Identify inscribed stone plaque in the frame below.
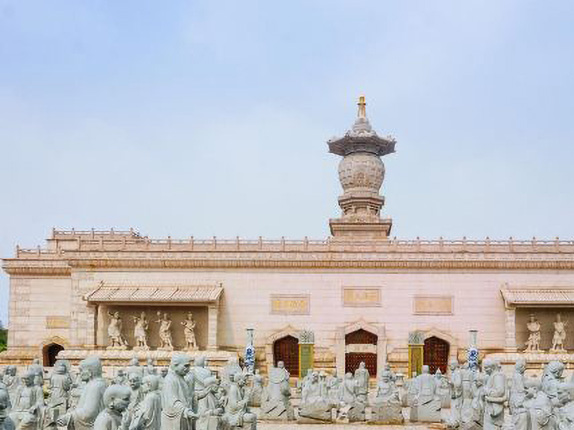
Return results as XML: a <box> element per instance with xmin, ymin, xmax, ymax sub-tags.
<box><xmin>342</xmin><ymin>287</ymin><xmax>381</xmax><ymax>307</ymax></box>
<box><xmin>46</xmin><ymin>316</ymin><xmax>70</xmax><ymax>329</ymax></box>
<box><xmin>299</xmin><ymin>343</ymin><xmax>314</xmax><ymax>377</ymax></box>
<box><xmin>270</xmin><ymin>294</ymin><xmax>310</xmax><ymax>315</ymax></box>
<box><xmin>413</xmin><ymin>295</ymin><xmax>453</xmax><ymax>315</ymax></box>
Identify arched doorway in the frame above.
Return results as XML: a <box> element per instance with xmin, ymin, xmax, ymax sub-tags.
<box><xmin>345</xmin><ymin>329</ymin><xmax>377</xmax><ymax>376</ymax></box>
<box><xmin>43</xmin><ymin>343</ymin><xmax>64</xmax><ymax>367</ymax></box>
<box><xmin>273</xmin><ymin>335</ymin><xmax>299</xmax><ymax>377</ymax></box>
<box><xmin>423</xmin><ymin>336</ymin><xmax>449</xmax><ymax>374</ymax></box>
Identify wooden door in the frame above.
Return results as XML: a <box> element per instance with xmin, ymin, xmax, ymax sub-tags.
<box><xmin>273</xmin><ymin>335</ymin><xmax>299</xmax><ymax>377</ymax></box>
<box><xmin>345</xmin><ymin>329</ymin><xmax>377</xmax><ymax>376</ymax></box>
<box><xmin>423</xmin><ymin>336</ymin><xmax>449</xmax><ymax>374</ymax></box>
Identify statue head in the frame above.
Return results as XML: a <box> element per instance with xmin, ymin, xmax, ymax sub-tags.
<box><xmin>54</xmin><ymin>360</ymin><xmax>67</xmax><ymax>375</ymax></box>
<box><xmin>381</xmin><ymin>370</ymin><xmax>391</xmax><ymax>382</ymax></box>
<box><xmin>22</xmin><ymin>370</ymin><xmax>35</xmax><ymax>387</ymax></box>
<box><xmin>449</xmin><ymin>359</ymin><xmax>459</xmax><ymax>371</ymax></box>
<box><xmin>547</xmin><ymin>360</ymin><xmax>565</xmax><ymax>378</ymax></box>
<box><xmin>306</xmin><ymin>369</ymin><xmax>313</xmax><ymax>377</ymax></box>
<box><xmin>32</xmin><ymin>358</ymin><xmax>40</xmax><ymax>365</ymax></box>
<box><xmin>312</xmin><ymin>371</ymin><xmax>320</xmax><ymax>383</ymax></box>
<box><xmin>557</xmin><ymin>383</ymin><xmax>574</xmax><ymax>406</ymax></box>
<box><xmin>483</xmin><ymin>359</ymin><xmax>495</xmax><ymax>375</ymax></box>
<box><xmin>130</xmin><ymin>357</ymin><xmax>139</xmax><ymax>366</ymax></box>
<box><xmin>80</xmin><ymin>356</ymin><xmax>102</xmax><ymax>379</ymax></box>
<box><xmin>359</xmin><ymin>361</ymin><xmax>365</xmax><ymax>369</ymax></box>
<box><xmin>195</xmin><ymin>355</ymin><xmax>206</xmax><ymax>368</ymax></box>
<box><xmin>345</xmin><ymin>372</ymin><xmax>353</xmax><ymax>380</ymax></box>
<box><xmin>160</xmin><ymin>368</ymin><xmax>168</xmax><ymax>378</ymax></box>
<box><xmin>187</xmin><ymin>312</ymin><xmax>193</xmax><ymax>319</ymax></box>
<box><xmin>114</xmin><ymin>311</ymin><xmax>120</xmax><ymax>318</ymax></box>
<box><xmin>421</xmin><ymin>365</ymin><xmax>430</xmax><ymax>375</ymax></box>
<box><xmin>516</xmin><ymin>359</ymin><xmax>526</xmax><ymax>373</ymax></box>
<box><xmin>435</xmin><ymin>369</ymin><xmax>442</xmax><ymax>378</ymax></box>
<box><xmin>147</xmin><ymin>358</ymin><xmax>154</xmax><ymax>366</ymax></box>
<box><xmin>530</xmin><ymin>314</ymin><xmax>536</xmax><ymax>322</ymax></box>
<box><xmin>141</xmin><ymin>311</ymin><xmax>146</xmax><ymax>318</ymax></box>
<box><xmin>171</xmin><ymin>353</ymin><xmax>191</xmax><ymax>377</ymax></box>
<box><xmin>104</xmin><ymin>385</ymin><xmax>131</xmax><ymax>413</ymax></box>
<box><xmin>0</xmin><ymin>389</ymin><xmax>9</xmax><ymax>412</ymax></box>
<box><xmin>277</xmin><ymin>361</ymin><xmax>285</xmax><ymax>369</ymax></box>
<box><xmin>232</xmin><ymin>373</ymin><xmax>246</xmax><ymax>387</ymax></box>
<box><xmin>142</xmin><ymin>375</ymin><xmax>160</xmax><ymax>394</ymax></box>
<box><xmin>128</xmin><ymin>372</ymin><xmax>142</xmax><ymax>390</ymax></box>
<box><xmin>117</xmin><ymin>369</ymin><xmax>125</xmax><ymax>378</ymax></box>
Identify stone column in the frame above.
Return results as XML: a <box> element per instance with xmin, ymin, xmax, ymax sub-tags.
<box><xmin>85</xmin><ymin>305</ymin><xmax>97</xmax><ymax>349</ymax></box>
<box><xmin>207</xmin><ymin>304</ymin><xmax>219</xmax><ymax>351</ymax></box>
<box><xmin>96</xmin><ymin>304</ymin><xmax>107</xmax><ymax>348</ymax></box>
<box><xmin>504</xmin><ymin>307</ymin><xmax>517</xmax><ymax>351</ymax></box>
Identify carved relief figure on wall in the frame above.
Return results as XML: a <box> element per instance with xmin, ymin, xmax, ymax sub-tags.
<box><xmin>156</xmin><ymin>312</ymin><xmax>174</xmax><ymax>351</ymax></box>
<box><xmin>107</xmin><ymin>311</ymin><xmax>128</xmax><ymax>349</ymax></box>
<box><xmin>524</xmin><ymin>314</ymin><xmax>542</xmax><ymax>352</ymax></box>
<box><xmin>133</xmin><ymin>312</ymin><xmax>150</xmax><ymax>351</ymax></box>
<box><xmin>180</xmin><ymin>312</ymin><xmax>197</xmax><ymax>351</ymax></box>
<box><xmin>551</xmin><ymin>313</ymin><xmax>568</xmax><ymax>352</ymax></box>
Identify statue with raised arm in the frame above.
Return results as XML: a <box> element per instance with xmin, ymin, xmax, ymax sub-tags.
<box><xmin>58</xmin><ymin>356</ymin><xmax>107</xmax><ymax>430</ymax></box>
<box><xmin>155</xmin><ymin>313</ymin><xmax>174</xmax><ymax>351</ymax></box>
<box><xmin>161</xmin><ymin>354</ymin><xmax>197</xmax><ymax>430</ymax></box>
<box><xmin>551</xmin><ymin>314</ymin><xmax>568</xmax><ymax>352</ymax></box>
<box><xmin>525</xmin><ymin>314</ymin><xmax>542</xmax><ymax>352</ymax></box>
<box><xmin>107</xmin><ymin>311</ymin><xmax>128</xmax><ymax>349</ymax></box>
<box><xmin>180</xmin><ymin>313</ymin><xmax>197</xmax><ymax>351</ymax></box>
<box><xmin>133</xmin><ymin>312</ymin><xmax>149</xmax><ymax>351</ymax></box>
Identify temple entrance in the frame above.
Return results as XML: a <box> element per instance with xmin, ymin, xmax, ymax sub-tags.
<box><xmin>273</xmin><ymin>335</ymin><xmax>299</xmax><ymax>377</ymax></box>
<box><xmin>43</xmin><ymin>343</ymin><xmax>64</xmax><ymax>367</ymax></box>
<box><xmin>345</xmin><ymin>328</ymin><xmax>377</xmax><ymax>376</ymax></box>
<box><xmin>423</xmin><ymin>336</ymin><xmax>449</xmax><ymax>373</ymax></box>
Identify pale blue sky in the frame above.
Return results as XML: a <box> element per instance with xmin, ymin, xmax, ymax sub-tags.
<box><xmin>1</xmin><ymin>0</ymin><xmax>573</xmax><ymax>323</ymax></box>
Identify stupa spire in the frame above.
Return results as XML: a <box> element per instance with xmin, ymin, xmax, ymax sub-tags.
<box><xmin>357</xmin><ymin>95</ymin><xmax>367</xmax><ymax>119</ymax></box>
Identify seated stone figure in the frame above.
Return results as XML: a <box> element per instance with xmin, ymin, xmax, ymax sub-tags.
<box><xmin>409</xmin><ymin>365</ymin><xmax>442</xmax><ymax>423</ymax></box>
<box><xmin>337</xmin><ymin>372</ymin><xmax>365</xmax><ymax>422</ymax></box>
<box><xmin>0</xmin><ymin>389</ymin><xmax>15</xmax><ymax>430</ymax></box>
<box><xmin>129</xmin><ymin>375</ymin><xmax>162</xmax><ymax>430</ymax></box>
<box><xmin>222</xmin><ymin>373</ymin><xmax>256</xmax><ymax>430</ymax></box>
<box><xmin>9</xmin><ymin>370</ymin><xmax>43</xmax><ymax>430</ymax></box>
<box><xmin>94</xmin><ymin>385</ymin><xmax>131</xmax><ymax>430</ymax></box>
<box><xmin>298</xmin><ymin>371</ymin><xmax>336</xmax><ymax>424</ymax></box>
<box><xmin>370</xmin><ymin>370</ymin><xmax>404</xmax><ymax>424</ymax></box>
<box><xmin>259</xmin><ymin>361</ymin><xmax>294</xmax><ymax>421</ymax></box>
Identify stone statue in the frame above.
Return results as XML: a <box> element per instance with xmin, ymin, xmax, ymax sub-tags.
<box><xmin>93</xmin><ymin>384</ymin><xmax>131</xmax><ymax>430</ymax></box>
<box><xmin>57</xmin><ymin>356</ymin><xmax>107</xmax><ymax>430</ymax></box>
<box><xmin>435</xmin><ymin>369</ymin><xmax>451</xmax><ymax>408</ymax></box>
<box><xmin>2</xmin><ymin>366</ymin><xmax>19</xmax><ymax>406</ymax></box>
<box><xmin>552</xmin><ymin>314</ymin><xmax>568</xmax><ymax>352</ymax></box>
<box><xmin>409</xmin><ymin>365</ymin><xmax>441</xmax><ymax>423</ymax></box>
<box><xmin>298</xmin><ymin>370</ymin><xmax>335</xmax><ymax>424</ymax></box>
<box><xmin>9</xmin><ymin>370</ymin><xmax>43</xmax><ymax>430</ymax></box>
<box><xmin>195</xmin><ymin>375</ymin><xmax>223</xmax><ymax>430</ymax></box>
<box><xmin>370</xmin><ymin>369</ymin><xmax>404</xmax><ymax>424</ymax></box>
<box><xmin>45</xmin><ymin>360</ymin><xmax>73</xmax><ymax>427</ymax></box>
<box><xmin>129</xmin><ymin>375</ymin><xmax>162</xmax><ymax>430</ymax></box>
<box><xmin>509</xmin><ymin>359</ymin><xmax>528</xmax><ymax>430</ymax></box>
<box><xmin>259</xmin><ymin>361</ymin><xmax>294</xmax><ymax>421</ymax></box>
<box><xmin>133</xmin><ymin>312</ymin><xmax>149</xmax><ymax>351</ymax></box>
<box><xmin>222</xmin><ymin>373</ymin><xmax>256</xmax><ymax>430</ymax></box>
<box><xmin>337</xmin><ymin>372</ymin><xmax>365</xmax><ymax>422</ymax></box>
<box><xmin>525</xmin><ymin>314</ymin><xmax>542</xmax><ymax>352</ymax></box>
<box><xmin>248</xmin><ymin>370</ymin><xmax>263</xmax><ymax>407</ymax></box>
<box><xmin>0</xmin><ymin>389</ymin><xmax>15</xmax><ymax>430</ymax></box>
<box><xmin>69</xmin><ymin>366</ymin><xmax>91</xmax><ymax>410</ymax></box>
<box><xmin>143</xmin><ymin>358</ymin><xmax>156</xmax><ymax>377</ymax></box>
<box><xmin>161</xmin><ymin>353</ymin><xmax>197</xmax><ymax>430</ymax></box>
<box><xmin>221</xmin><ymin>357</ymin><xmax>243</xmax><ymax>387</ymax></box>
<box><xmin>482</xmin><ymin>359</ymin><xmax>506</xmax><ymax>430</ymax></box>
<box><xmin>29</xmin><ymin>358</ymin><xmax>44</xmax><ymax>387</ymax></box>
<box><xmin>353</xmin><ymin>361</ymin><xmax>370</xmax><ymax>403</ymax></box>
<box><xmin>107</xmin><ymin>311</ymin><xmax>128</xmax><ymax>349</ymax></box>
<box><xmin>155</xmin><ymin>312</ymin><xmax>174</xmax><ymax>351</ymax></box>
<box><xmin>555</xmin><ymin>382</ymin><xmax>574</xmax><ymax>430</ymax></box>
<box><xmin>449</xmin><ymin>359</ymin><xmax>464</xmax><ymax>425</ymax></box>
<box><xmin>459</xmin><ymin>372</ymin><xmax>485</xmax><ymax>430</ymax></box>
<box><xmin>113</xmin><ymin>369</ymin><xmax>127</xmax><ymax>386</ymax></box>
<box><xmin>528</xmin><ymin>381</ymin><xmax>553</xmax><ymax>430</ymax></box>
<box><xmin>127</xmin><ymin>372</ymin><xmax>145</xmax><ymax>423</ymax></box>
<box><xmin>127</xmin><ymin>357</ymin><xmax>142</xmax><ymax>378</ymax></box>
<box><xmin>326</xmin><ymin>373</ymin><xmax>341</xmax><ymax>404</ymax></box>
<box><xmin>542</xmin><ymin>360</ymin><xmax>565</xmax><ymax>403</ymax></box>
<box><xmin>180</xmin><ymin>313</ymin><xmax>197</xmax><ymax>351</ymax></box>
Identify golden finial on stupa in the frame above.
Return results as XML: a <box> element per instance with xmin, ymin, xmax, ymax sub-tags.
<box><xmin>357</xmin><ymin>95</ymin><xmax>366</xmax><ymax>118</ymax></box>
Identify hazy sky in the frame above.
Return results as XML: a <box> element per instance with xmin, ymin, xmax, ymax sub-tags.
<box><xmin>1</xmin><ymin>0</ymin><xmax>573</xmax><ymax>323</ymax></box>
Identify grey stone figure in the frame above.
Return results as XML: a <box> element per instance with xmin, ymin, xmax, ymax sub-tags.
<box><xmin>555</xmin><ymin>382</ymin><xmax>574</xmax><ymax>430</ymax></box>
<box><xmin>45</xmin><ymin>360</ymin><xmax>73</xmax><ymax>427</ymax></box>
<box><xmin>450</xmin><ymin>359</ymin><xmax>464</xmax><ymax>425</ymax></box>
<box><xmin>222</xmin><ymin>373</ymin><xmax>256</xmax><ymax>430</ymax></box>
<box><xmin>299</xmin><ymin>369</ymin><xmax>313</xmax><ymax>394</ymax></box>
<box><xmin>337</xmin><ymin>372</ymin><xmax>365</xmax><ymax>422</ymax></box>
<box><xmin>370</xmin><ymin>369</ymin><xmax>404</xmax><ymax>424</ymax></box>
<box><xmin>298</xmin><ymin>370</ymin><xmax>335</xmax><ymax>424</ymax></box>
<box><xmin>528</xmin><ymin>381</ymin><xmax>554</xmax><ymax>430</ymax></box>
<box><xmin>509</xmin><ymin>359</ymin><xmax>528</xmax><ymax>430</ymax></box>
<box><xmin>551</xmin><ymin>314</ymin><xmax>568</xmax><ymax>352</ymax></box>
<box><xmin>195</xmin><ymin>375</ymin><xmax>223</xmax><ymax>430</ymax></box>
<box><xmin>57</xmin><ymin>356</ymin><xmax>107</xmax><ymax>430</ymax></box>
<box><xmin>409</xmin><ymin>365</ymin><xmax>442</xmax><ymax>423</ymax></box>
<box><xmin>93</xmin><ymin>385</ymin><xmax>131</xmax><ymax>430</ymax></box>
<box><xmin>127</xmin><ymin>372</ymin><xmax>145</xmax><ymax>423</ymax></box>
<box><xmin>435</xmin><ymin>369</ymin><xmax>451</xmax><ymax>408</ymax></box>
<box><xmin>180</xmin><ymin>313</ymin><xmax>197</xmax><ymax>351</ymax></box>
<box><xmin>482</xmin><ymin>359</ymin><xmax>506</xmax><ymax>430</ymax></box>
<box><xmin>133</xmin><ymin>312</ymin><xmax>149</xmax><ymax>351</ymax></box>
<box><xmin>161</xmin><ymin>353</ymin><xmax>197</xmax><ymax>430</ymax></box>
<box><xmin>191</xmin><ymin>355</ymin><xmax>212</xmax><ymax>415</ymax></box>
<box><xmin>248</xmin><ymin>370</ymin><xmax>263</xmax><ymax>407</ymax></box>
<box><xmin>221</xmin><ymin>358</ymin><xmax>242</xmax><ymax>387</ymax></box>
<box><xmin>2</xmin><ymin>366</ymin><xmax>19</xmax><ymax>405</ymax></box>
<box><xmin>0</xmin><ymin>388</ymin><xmax>15</xmax><ymax>430</ymax></box>
<box><xmin>113</xmin><ymin>370</ymin><xmax>127</xmax><ymax>386</ymax></box>
<box><xmin>69</xmin><ymin>366</ymin><xmax>91</xmax><ymax>410</ymax></box>
<box><xmin>107</xmin><ymin>311</ymin><xmax>128</xmax><ymax>349</ymax></box>
<box><xmin>259</xmin><ymin>361</ymin><xmax>294</xmax><ymax>421</ymax></box>
<box><xmin>155</xmin><ymin>313</ymin><xmax>174</xmax><ymax>351</ymax></box>
<box><xmin>127</xmin><ymin>357</ymin><xmax>142</xmax><ymax>378</ymax></box>
<box><xmin>353</xmin><ymin>362</ymin><xmax>369</xmax><ymax>404</ymax></box>
<box><xmin>143</xmin><ymin>359</ymin><xmax>156</xmax><ymax>377</ymax></box>
<box><xmin>29</xmin><ymin>358</ymin><xmax>44</xmax><ymax>387</ymax></box>
<box><xmin>542</xmin><ymin>360</ymin><xmax>565</xmax><ymax>404</ymax></box>
<box><xmin>9</xmin><ymin>370</ymin><xmax>43</xmax><ymax>430</ymax></box>
<box><xmin>129</xmin><ymin>375</ymin><xmax>162</xmax><ymax>430</ymax></box>
<box><xmin>525</xmin><ymin>314</ymin><xmax>542</xmax><ymax>352</ymax></box>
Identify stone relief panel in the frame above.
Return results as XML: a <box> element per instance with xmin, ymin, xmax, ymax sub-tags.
<box><xmin>516</xmin><ymin>307</ymin><xmax>574</xmax><ymax>351</ymax></box>
<box><xmin>342</xmin><ymin>286</ymin><xmax>381</xmax><ymax>307</ymax></box>
<box><xmin>412</xmin><ymin>295</ymin><xmax>453</xmax><ymax>315</ymax></box>
<box><xmin>270</xmin><ymin>294</ymin><xmax>310</xmax><ymax>315</ymax></box>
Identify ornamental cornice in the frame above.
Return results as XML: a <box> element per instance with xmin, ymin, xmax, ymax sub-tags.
<box><xmin>2</xmin><ymin>260</ymin><xmax>71</xmax><ymax>276</ymax></box>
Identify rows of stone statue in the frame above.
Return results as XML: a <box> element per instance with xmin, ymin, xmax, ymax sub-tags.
<box><xmin>107</xmin><ymin>311</ymin><xmax>198</xmax><ymax>351</ymax></box>
<box><xmin>524</xmin><ymin>313</ymin><xmax>570</xmax><ymax>353</ymax></box>
<box><xmin>3</xmin><ymin>356</ymin><xmax>574</xmax><ymax>429</ymax></box>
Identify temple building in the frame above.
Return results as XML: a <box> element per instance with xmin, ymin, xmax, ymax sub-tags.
<box><xmin>2</xmin><ymin>97</ymin><xmax>574</xmax><ymax>377</ymax></box>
